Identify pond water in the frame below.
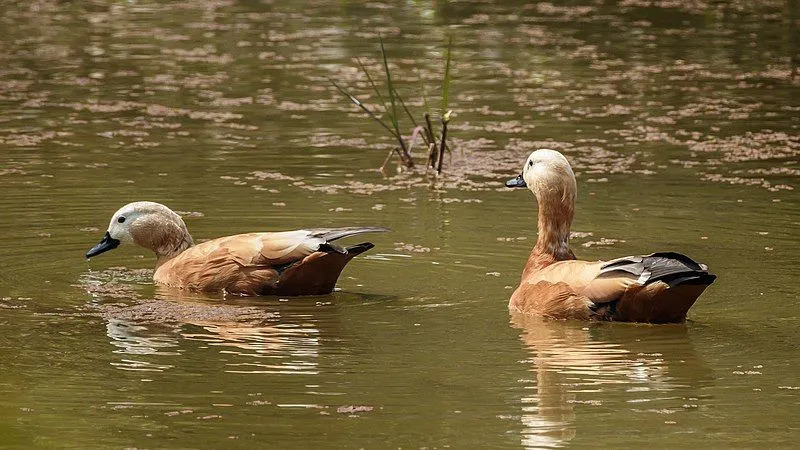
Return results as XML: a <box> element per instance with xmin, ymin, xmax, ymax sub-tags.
<box><xmin>1</xmin><ymin>0</ymin><xmax>799</xmax><ymax>447</ymax></box>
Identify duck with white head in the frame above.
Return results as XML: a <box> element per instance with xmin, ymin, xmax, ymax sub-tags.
<box><xmin>86</xmin><ymin>201</ymin><xmax>389</xmax><ymax>296</ymax></box>
<box><xmin>506</xmin><ymin>149</ymin><xmax>715</xmax><ymax>323</ymax></box>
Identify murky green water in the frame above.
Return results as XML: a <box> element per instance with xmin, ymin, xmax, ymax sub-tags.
<box><xmin>1</xmin><ymin>0</ymin><xmax>799</xmax><ymax>447</ymax></box>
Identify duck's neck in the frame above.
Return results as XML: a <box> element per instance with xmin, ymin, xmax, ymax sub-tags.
<box><xmin>154</xmin><ymin>232</ymin><xmax>194</xmax><ymax>268</ymax></box>
<box><xmin>524</xmin><ymin>191</ymin><xmax>576</xmax><ymax>274</ymax></box>
<box><xmin>132</xmin><ymin>223</ymin><xmax>194</xmax><ymax>269</ymax></box>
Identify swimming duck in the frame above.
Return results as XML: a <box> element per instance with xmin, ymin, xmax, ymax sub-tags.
<box><xmin>505</xmin><ymin>149</ymin><xmax>715</xmax><ymax>323</ymax></box>
<box><xmin>85</xmin><ymin>201</ymin><xmax>389</xmax><ymax>296</ymax></box>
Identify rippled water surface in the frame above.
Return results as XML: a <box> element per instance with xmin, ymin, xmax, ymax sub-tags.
<box><xmin>1</xmin><ymin>0</ymin><xmax>799</xmax><ymax>447</ymax></box>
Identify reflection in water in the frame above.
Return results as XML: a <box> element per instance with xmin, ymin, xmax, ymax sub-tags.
<box><xmin>510</xmin><ymin>314</ymin><xmax>710</xmax><ymax>448</ymax></box>
<box><xmin>99</xmin><ymin>288</ymin><xmax>333</xmax><ymax>376</ymax></box>
<box><xmin>182</xmin><ymin>322</ymin><xmax>321</xmax><ymax>375</ymax></box>
<box><xmin>106</xmin><ymin>319</ymin><xmax>179</xmax><ymax>371</ymax></box>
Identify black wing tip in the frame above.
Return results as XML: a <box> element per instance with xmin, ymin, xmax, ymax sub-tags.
<box><xmin>662</xmin><ymin>272</ymin><xmax>717</xmax><ymax>287</ymax></box>
<box><xmin>694</xmin><ymin>273</ymin><xmax>717</xmax><ymax>285</ymax></box>
<box><xmin>345</xmin><ymin>242</ymin><xmax>375</xmax><ymax>256</ymax></box>
<box><xmin>318</xmin><ymin>241</ymin><xmax>377</xmax><ymax>256</ymax></box>
<box><xmin>646</xmin><ymin>251</ymin><xmax>705</xmax><ymax>270</ymax></box>
<box><xmin>318</xmin><ymin>242</ymin><xmax>347</xmax><ymax>254</ymax></box>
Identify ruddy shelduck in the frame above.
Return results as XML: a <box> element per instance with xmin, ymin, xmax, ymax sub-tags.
<box><xmin>86</xmin><ymin>201</ymin><xmax>389</xmax><ymax>296</ymax></box>
<box><xmin>506</xmin><ymin>149</ymin><xmax>715</xmax><ymax>323</ymax></box>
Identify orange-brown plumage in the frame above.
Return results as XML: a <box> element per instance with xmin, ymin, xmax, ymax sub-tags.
<box><xmin>506</xmin><ymin>150</ymin><xmax>715</xmax><ymax>323</ymax></box>
<box><xmin>86</xmin><ymin>202</ymin><xmax>387</xmax><ymax>296</ymax></box>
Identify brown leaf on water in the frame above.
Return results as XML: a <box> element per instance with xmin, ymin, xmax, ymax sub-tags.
<box><xmin>336</xmin><ymin>405</ymin><xmax>374</xmax><ymax>414</ymax></box>
<box><xmin>581</xmin><ymin>238</ymin><xmax>626</xmax><ymax>248</ymax></box>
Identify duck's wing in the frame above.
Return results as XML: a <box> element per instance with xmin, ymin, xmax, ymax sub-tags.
<box><xmin>515</xmin><ymin>252</ymin><xmax>716</xmax><ymax>322</ymax></box>
<box><xmin>585</xmin><ymin>252</ymin><xmax>716</xmax><ymax>323</ymax></box>
<box><xmin>252</xmin><ymin>227</ymin><xmax>390</xmax><ymax>265</ymax></box>
<box><xmin>225</xmin><ymin>227</ymin><xmax>388</xmax><ymax>295</ymax></box>
<box><xmin>202</xmin><ymin>227</ymin><xmax>389</xmax><ymax>267</ymax></box>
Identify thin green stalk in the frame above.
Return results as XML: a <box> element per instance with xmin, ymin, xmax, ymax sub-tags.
<box><xmin>419</xmin><ymin>68</ymin><xmax>431</xmax><ymax>114</ymax></box>
<box><xmin>441</xmin><ymin>35</ymin><xmax>453</xmax><ymax>115</ymax></box>
<box><xmin>393</xmin><ymin>87</ymin><xmax>418</xmax><ymax>127</ymax></box>
<box><xmin>394</xmin><ymin>87</ymin><xmax>431</xmax><ymax>148</ymax></box>
<box><xmin>378</xmin><ymin>35</ymin><xmax>413</xmax><ymax>167</ymax></box>
<box><xmin>356</xmin><ymin>57</ymin><xmax>390</xmax><ymax>114</ymax></box>
<box><xmin>330</xmin><ymin>79</ymin><xmax>399</xmax><ymax>139</ymax></box>
<box><xmin>379</xmin><ymin>35</ymin><xmax>401</xmax><ymax>139</ymax></box>
<box><xmin>437</xmin><ymin>110</ymin><xmax>451</xmax><ymax>174</ymax></box>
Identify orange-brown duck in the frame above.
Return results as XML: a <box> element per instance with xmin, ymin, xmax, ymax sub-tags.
<box><xmin>505</xmin><ymin>149</ymin><xmax>715</xmax><ymax>323</ymax></box>
<box><xmin>86</xmin><ymin>202</ymin><xmax>388</xmax><ymax>296</ymax></box>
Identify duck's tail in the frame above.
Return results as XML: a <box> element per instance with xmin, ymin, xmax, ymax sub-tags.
<box><xmin>269</xmin><ymin>231</ymin><xmax>386</xmax><ymax>296</ymax></box>
<box><xmin>316</xmin><ymin>227</ymin><xmax>391</xmax><ymax>242</ymax></box>
<box><xmin>600</xmin><ymin>252</ymin><xmax>716</xmax><ymax>323</ymax></box>
<box><xmin>311</xmin><ymin>227</ymin><xmax>390</xmax><ymax>255</ymax></box>
<box><xmin>343</xmin><ymin>242</ymin><xmax>375</xmax><ymax>257</ymax></box>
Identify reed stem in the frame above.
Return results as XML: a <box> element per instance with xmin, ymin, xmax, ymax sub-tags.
<box><xmin>424</xmin><ymin>113</ymin><xmax>437</xmax><ymax>167</ymax></box>
<box><xmin>436</xmin><ymin>110</ymin><xmax>452</xmax><ymax>174</ymax></box>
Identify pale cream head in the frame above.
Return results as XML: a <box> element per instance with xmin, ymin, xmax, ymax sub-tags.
<box><xmin>105</xmin><ymin>202</ymin><xmax>180</xmax><ymax>243</ymax></box>
<box><xmin>521</xmin><ymin>149</ymin><xmax>577</xmax><ymax>202</ymax></box>
<box><xmin>87</xmin><ymin>201</ymin><xmax>193</xmax><ymax>259</ymax></box>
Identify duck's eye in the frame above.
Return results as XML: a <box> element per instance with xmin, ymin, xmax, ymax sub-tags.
<box><xmin>528</xmin><ymin>160</ymin><xmax>534</xmax><ymax>167</ymax></box>
<box><xmin>117</xmin><ymin>216</ymin><xmax>126</xmax><ymax>224</ymax></box>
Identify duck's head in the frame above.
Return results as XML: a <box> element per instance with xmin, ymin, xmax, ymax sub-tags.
<box><xmin>506</xmin><ymin>149</ymin><xmax>577</xmax><ymax>204</ymax></box>
<box><xmin>86</xmin><ymin>201</ymin><xmax>193</xmax><ymax>259</ymax></box>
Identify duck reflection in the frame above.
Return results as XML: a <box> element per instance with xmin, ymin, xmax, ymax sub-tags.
<box><xmin>99</xmin><ymin>286</ymin><xmax>356</xmax><ymax>375</ymax></box>
<box><xmin>510</xmin><ymin>313</ymin><xmax>711</xmax><ymax>448</ymax></box>
<box><xmin>105</xmin><ymin>319</ymin><xmax>180</xmax><ymax>371</ymax></box>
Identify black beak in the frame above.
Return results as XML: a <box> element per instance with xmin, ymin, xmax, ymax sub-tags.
<box><xmin>86</xmin><ymin>231</ymin><xmax>120</xmax><ymax>258</ymax></box>
<box><xmin>506</xmin><ymin>174</ymin><xmax>527</xmax><ymax>188</ymax></box>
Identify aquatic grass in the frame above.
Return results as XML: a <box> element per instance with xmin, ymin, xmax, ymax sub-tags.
<box><xmin>435</xmin><ymin>36</ymin><xmax>453</xmax><ymax>174</ymax></box>
<box><xmin>329</xmin><ymin>79</ymin><xmax>399</xmax><ymax>140</ymax></box>
<box><xmin>380</xmin><ymin>36</ymin><xmax>400</xmax><ymax>139</ymax></box>
<box><xmin>331</xmin><ymin>35</ymin><xmax>454</xmax><ymax>173</ymax></box>
<box><xmin>440</xmin><ymin>36</ymin><xmax>452</xmax><ymax>116</ymax></box>
<box><xmin>419</xmin><ymin>75</ymin><xmax>439</xmax><ymax>163</ymax></box>
<box><xmin>437</xmin><ymin>110</ymin><xmax>451</xmax><ymax>174</ymax></box>
<box><xmin>355</xmin><ymin>57</ymin><xmax>388</xmax><ymax>112</ymax></box>
<box><xmin>424</xmin><ymin>112</ymin><xmax>438</xmax><ymax>168</ymax></box>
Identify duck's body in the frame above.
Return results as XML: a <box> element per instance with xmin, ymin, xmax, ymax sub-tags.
<box><xmin>153</xmin><ymin>230</ymin><xmax>382</xmax><ymax>296</ymax></box>
<box><xmin>510</xmin><ymin>252</ymin><xmax>716</xmax><ymax>323</ymax></box>
<box><xmin>86</xmin><ymin>202</ymin><xmax>388</xmax><ymax>296</ymax></box>
<box><xmin>507</xmin><ymin>150</ymin><xmax>715</xmax><ymax>323</ymax></box>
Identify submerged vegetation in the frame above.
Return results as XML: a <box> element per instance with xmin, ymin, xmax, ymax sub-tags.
<box><xmin>331</xmin><ymin>36</ymin><xmax>454</xmax><ymax>174</ymax></box>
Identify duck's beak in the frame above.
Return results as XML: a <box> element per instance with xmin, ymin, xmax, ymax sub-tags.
<box><xmin>86</xmin><ymin>231</ymin><xmax>120</xmax><ymax>258</ymax></box>
<box><xmin>506</xmin><ymin>174</ymin><xmax>527</xmax><ymax>188</ymax></box>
